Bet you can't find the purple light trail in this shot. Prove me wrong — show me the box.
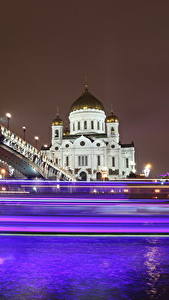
[0,180,168,234]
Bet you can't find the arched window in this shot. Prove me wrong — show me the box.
[97,155,101,166]
[78,155,88,166]
[111,127,114,134]
[66,156,69,166]
[112,157,115,167]
[96,172,102,180]
[126,158,129,168]
[78,121,80,130]
[73,123,75,131]
[55,129,59,138]
[84,121,87,129]
[97,121,100,130]
[91,120,94,129]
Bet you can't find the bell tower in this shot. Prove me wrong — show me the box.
[51,114,63,145]
[106,112,119,143]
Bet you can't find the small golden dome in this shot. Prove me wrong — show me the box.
[52,115,63,126]
[70,87,105,112]
[63,127,70,136]
[106,112,119,123]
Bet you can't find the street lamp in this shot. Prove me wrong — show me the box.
[1,168,6,179]
[34,136,39,148]
[143,163,152,177]
[22,126,26,140]
[6,113,11,130]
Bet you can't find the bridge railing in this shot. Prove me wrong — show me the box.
[0,125,75,181]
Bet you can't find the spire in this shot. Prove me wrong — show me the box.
[56,106,60,117]
[52,106,63,125]
[83,74,88,92]
[110,104,114,114]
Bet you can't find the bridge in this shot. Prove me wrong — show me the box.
[0,125,75,181]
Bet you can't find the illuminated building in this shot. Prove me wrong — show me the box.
[43,85,136,180]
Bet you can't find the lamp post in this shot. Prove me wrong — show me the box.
[34,136,39,148]
[1,168,6,179]
[143,163,152,177]
[22,126,26,140]
[6,113,11,130]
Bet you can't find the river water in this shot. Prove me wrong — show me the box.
[0,236,168,300]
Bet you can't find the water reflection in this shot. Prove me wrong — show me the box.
[0,236,168,299]
[144,239,161,298]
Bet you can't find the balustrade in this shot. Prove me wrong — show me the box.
[0,125,75,181]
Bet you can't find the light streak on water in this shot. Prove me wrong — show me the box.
[0,180,168,234]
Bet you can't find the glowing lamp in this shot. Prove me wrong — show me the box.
[6,113,11,119]
[1,169,6,175]
[6,113,12,130]
[143,163,152,177]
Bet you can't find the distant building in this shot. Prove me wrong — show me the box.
[42,86,136,180]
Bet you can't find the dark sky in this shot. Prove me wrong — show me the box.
[0,0,168,176]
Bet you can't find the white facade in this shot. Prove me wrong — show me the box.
[43,87,136,180]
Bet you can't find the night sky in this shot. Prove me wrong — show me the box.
[0,1,168,176]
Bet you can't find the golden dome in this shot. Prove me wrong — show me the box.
[52,115,63,126]
[106,112,119,123]
[63,127,70,136]
[70,87,105,112]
